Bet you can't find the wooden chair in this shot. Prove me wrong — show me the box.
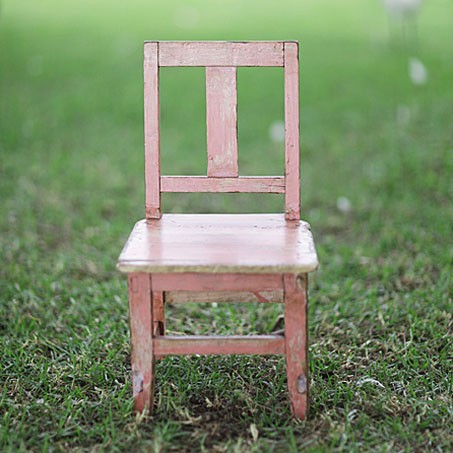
[117,41,318,419]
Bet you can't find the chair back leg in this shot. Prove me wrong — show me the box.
[152,291,165,336]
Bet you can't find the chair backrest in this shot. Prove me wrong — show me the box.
[144,41,300,221]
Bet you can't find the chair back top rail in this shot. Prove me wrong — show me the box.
[144,41,300,220]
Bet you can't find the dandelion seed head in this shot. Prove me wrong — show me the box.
[269,120,285,143]
[382,0,422,18]
[336,196,352,214]
[409,57,428,85]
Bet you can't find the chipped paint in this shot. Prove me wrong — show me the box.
[297,374,307,394]
[133,371,144,397]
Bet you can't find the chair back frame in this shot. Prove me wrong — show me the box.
[143,41,300,221]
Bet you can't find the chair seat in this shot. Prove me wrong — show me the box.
[117,214,318,274]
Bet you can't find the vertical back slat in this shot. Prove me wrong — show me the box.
[284,42,300,221]
[144,42,161,219]
[206,67,238,177]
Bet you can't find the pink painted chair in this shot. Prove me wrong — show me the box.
[117,41,318,419]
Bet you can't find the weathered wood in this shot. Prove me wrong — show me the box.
[284,42,300,221]
[121,40,316,419]
[152,272,283,292]
[283,273,309,419]
[206,67,238,177]
[152,291,165,335]
[144,42,161,219]
[117,214,318,274]
[154,335,285,355]
[166,290,283,304]
[158,41,284,67]
[128,273,154,413]
[161,176,285,193]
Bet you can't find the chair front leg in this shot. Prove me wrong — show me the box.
[283,273,309,419]
[128,273,154,413]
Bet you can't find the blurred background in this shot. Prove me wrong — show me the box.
[1,0,451,229]
[0,0,451,450]
[1,0,451,288]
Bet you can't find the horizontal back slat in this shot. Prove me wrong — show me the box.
[157,41,284,67]
[161,176,285,193]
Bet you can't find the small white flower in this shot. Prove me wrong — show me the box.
[336,196,352,214]
[249,423,259,442]
[382,0,422,18]
[357,377,385,389]
[409,57,428,85]
[269,120,285,143]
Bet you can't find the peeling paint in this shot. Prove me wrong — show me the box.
[133,371,144,397]
[296,274,306,289]
[297,374,307,394]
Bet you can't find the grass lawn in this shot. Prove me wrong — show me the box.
[0,0,451,451]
